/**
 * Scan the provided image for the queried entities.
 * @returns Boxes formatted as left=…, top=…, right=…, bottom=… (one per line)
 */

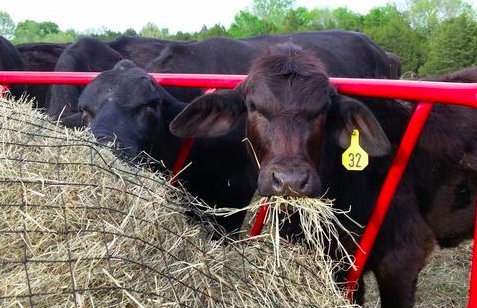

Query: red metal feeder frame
left=1, top=71, right=476, bottom=306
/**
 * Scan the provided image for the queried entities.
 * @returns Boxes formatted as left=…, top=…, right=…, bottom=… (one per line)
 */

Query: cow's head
left=77, top=59, right=182, bottom=158
left=170, top=44, right=390, bottom=197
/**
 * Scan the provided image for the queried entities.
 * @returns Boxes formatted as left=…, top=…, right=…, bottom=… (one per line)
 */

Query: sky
left=1, top=0, right=403, bottom=34
left=1, top=0, right=475, bottom=34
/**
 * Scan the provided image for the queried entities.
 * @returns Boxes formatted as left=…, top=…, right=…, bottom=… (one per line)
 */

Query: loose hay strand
left=102, top=269, right=146, bottom=308
left=0, top=96, right=356, bottom=307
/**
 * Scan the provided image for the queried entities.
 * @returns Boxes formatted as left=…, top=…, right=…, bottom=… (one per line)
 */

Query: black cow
left=146, top=30, right=395, bottom=102
left=77, top=59, right=257, bottom=234
left=46, top=36, right=176, bottom=125
left=107, top=35, right=174, bottom=68
left=145, top=37, right=260, bottom=102
left=16, top=42, right=68, bottom=108
left=46, top=37, right=123, bottom=127
left=170, top=44, right=477, bottom=307
left=0, top=35, right=25, bottom=98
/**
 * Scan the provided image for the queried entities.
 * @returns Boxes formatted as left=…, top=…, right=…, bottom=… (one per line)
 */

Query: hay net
left=0, top=95, right=356, bottom=308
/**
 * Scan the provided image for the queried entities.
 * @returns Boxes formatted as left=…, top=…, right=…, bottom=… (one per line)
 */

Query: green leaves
left=419, top=13, right=477, bottom=75
left=139, top=22, right=169, bottom=39
left=0, top=11, right=15, bottom=40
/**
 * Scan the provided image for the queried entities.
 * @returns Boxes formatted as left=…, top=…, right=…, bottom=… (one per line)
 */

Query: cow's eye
left=140, top=106, right=154, bottom=116
left=144, top=104, right=154, bottom=111
left=138, top=101, right=157, bottom=113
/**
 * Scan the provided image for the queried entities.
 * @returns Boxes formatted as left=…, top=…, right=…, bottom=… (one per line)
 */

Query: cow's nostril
left=271, top=171, right=284, bottom=192
left=298, top=173, right=309, bottom=191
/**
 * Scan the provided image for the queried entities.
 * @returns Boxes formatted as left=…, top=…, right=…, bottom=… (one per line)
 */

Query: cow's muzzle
left=258, top=163, right=320, bottom=197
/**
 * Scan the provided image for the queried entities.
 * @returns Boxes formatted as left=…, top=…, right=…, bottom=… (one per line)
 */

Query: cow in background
left=16, top=42, right=68, bottom=108
left=145, top=37, right=260, bottom=102
left=46, top=37, right=123, bottom=127
left=169, top=44, right=477, bottom=307
left=0, top=35, right=25, bottom=99
left=46, top=35, right=178, bottom=125
left=147, top=30, right=396, bottom=102
left=48, top=30, right=395, bottom=127
left=107, top=35, right=177, bottom=69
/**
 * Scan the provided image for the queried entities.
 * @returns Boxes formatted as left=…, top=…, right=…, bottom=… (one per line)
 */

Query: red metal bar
left=1, top=71, right=477, bottom=108
left=0, top=71, right=245, bottom=89
left=0, top=71, right=99, bottom=85
left=468, top=199, right=477, bottom=308
left=332, top=78, right=477, bottom=108
left=345, top=102, right=434, bottom=300
left=169, top=137, right=195, bottom=185
left=249, top=199, right=270, bottom=237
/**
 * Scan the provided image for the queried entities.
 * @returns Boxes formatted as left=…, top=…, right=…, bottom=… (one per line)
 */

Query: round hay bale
left=0, top=96, right=356, bottom=307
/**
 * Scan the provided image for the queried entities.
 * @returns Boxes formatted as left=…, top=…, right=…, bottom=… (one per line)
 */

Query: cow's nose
left=271, top=169, right=310, bottom=196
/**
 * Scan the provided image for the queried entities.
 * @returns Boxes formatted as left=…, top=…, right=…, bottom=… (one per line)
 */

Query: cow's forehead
left=246, top=72, right=331, bottom=112
left=98, top=69, right=151, bottom=91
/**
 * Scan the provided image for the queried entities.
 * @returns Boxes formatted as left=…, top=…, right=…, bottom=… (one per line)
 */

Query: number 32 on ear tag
left=342, top=129, right=369, bottom=171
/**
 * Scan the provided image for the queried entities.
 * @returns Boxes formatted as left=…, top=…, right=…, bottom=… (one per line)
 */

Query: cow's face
left=170, top=45, right=390, bottom=197
left=77, top=60, right=172, bottom=157
left=240, top=56, right=332, bottom=196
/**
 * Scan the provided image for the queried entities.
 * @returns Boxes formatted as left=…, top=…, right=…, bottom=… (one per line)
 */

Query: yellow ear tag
left=342, top=129, right=369, bottom=171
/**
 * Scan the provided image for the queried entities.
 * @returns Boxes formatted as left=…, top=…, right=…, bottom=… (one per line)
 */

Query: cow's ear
left=329, top=94, right=391, bottom=157
left=170, top=89, right=246, bottom=138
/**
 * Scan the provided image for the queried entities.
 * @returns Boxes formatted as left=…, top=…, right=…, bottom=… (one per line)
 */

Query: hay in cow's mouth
left=0, top=95, right=357, bottom=307
left=211, top=196, right=362, bottom=270
left=266, top=196, right=361, bottom=265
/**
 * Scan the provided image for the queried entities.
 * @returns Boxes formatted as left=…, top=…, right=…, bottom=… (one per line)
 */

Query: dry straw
left=0, top=95, right=358, bottom=307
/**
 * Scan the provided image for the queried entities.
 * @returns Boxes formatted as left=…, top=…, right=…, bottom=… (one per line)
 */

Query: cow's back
left=243, top=31, right=393, bottom=79
left=148, top=31, right=395, bottom=102
left=147, top=37, right=259, bottom=74
left=108, top=36, right=172, bottom=68
left=146, top=37, right=261, bottom=102
left=16, top=42, right=68, bottom=108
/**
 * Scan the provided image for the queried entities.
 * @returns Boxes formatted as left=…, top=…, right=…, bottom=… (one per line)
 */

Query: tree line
left=1, top=0, right=476, bottom=76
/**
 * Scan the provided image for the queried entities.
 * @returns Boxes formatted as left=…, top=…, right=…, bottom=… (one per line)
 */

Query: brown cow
left=170, top=44, right=477, bottom=307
